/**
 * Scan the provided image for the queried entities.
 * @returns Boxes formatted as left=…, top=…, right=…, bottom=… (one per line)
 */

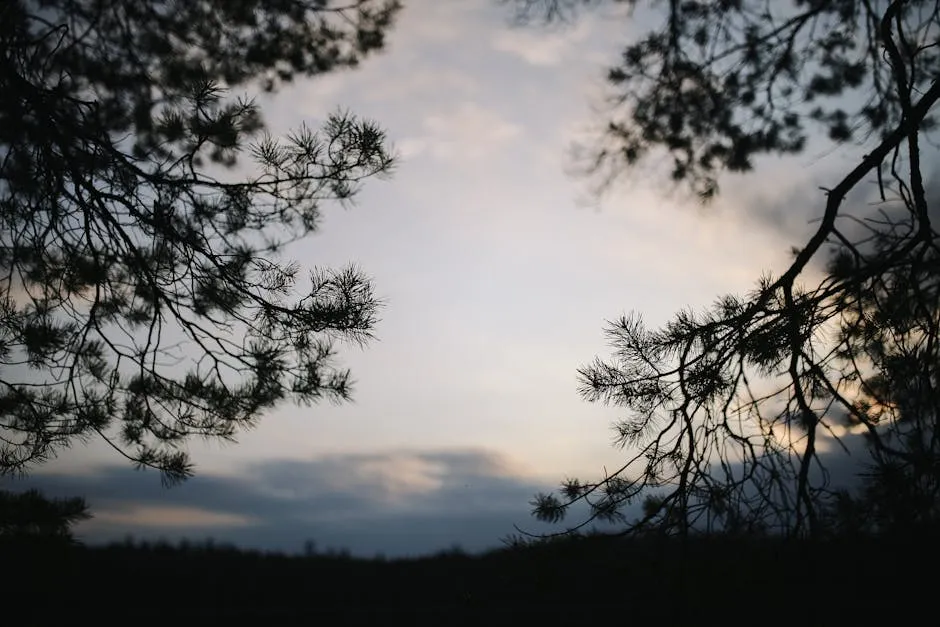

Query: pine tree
left=0, top=0, right=400, bottom=483
left=513, top=0, right=940, bottom=537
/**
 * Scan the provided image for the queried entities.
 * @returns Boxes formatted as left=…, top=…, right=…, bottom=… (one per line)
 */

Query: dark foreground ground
left=5, top=532, right=936, bottom=624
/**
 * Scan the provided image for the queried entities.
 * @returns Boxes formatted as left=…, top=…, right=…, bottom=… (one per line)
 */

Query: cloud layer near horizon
left=2, top=429, right=879, bottom=557
left=2, top=448, right=572, bottom=557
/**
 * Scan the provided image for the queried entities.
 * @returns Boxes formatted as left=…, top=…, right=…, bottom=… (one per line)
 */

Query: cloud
left=1, top=448, right=564, bottom=557
left=384, top=0, right=481, bottom=46
left=491, top=20, right=594, bottom=67
left=361, top=68, right=478, bottom=104
left=1, top=436, right=882, bottom=556
left=400, top=102, right=523, bottom=163
left=718, top=138, right=940, bottom=268
left=92, top=505, right=256, bottom=529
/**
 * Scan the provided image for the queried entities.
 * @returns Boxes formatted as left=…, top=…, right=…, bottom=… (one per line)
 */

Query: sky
left=3, top=0, right=892, bottom=557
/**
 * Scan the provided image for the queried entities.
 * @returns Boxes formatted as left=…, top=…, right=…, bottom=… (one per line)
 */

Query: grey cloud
left=1, top=448, right=568, bottom=558
left=0, top=438, right=882, bottom=557
left=739, top=145, right=940, bottom=263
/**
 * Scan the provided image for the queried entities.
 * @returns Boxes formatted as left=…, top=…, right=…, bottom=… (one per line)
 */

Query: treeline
left=4, top=530, right=935, bottom=623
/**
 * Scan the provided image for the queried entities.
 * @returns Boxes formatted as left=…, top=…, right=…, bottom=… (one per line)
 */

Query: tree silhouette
left=0, top=0, right=400, bottom=483
left=0, top=488, right=89, bottom=541
left=827, top=219, right=940, bottom=534
left=511, top=0, right=940, bottom=537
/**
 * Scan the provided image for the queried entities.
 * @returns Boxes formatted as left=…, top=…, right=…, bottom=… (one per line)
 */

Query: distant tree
left=0, top=0, right=400, bottom=483
left=511, top=0, right=940, bottom=537
left=304, top=539, right=318, bottom=557
left=0, top=488, right=90, bottom=541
